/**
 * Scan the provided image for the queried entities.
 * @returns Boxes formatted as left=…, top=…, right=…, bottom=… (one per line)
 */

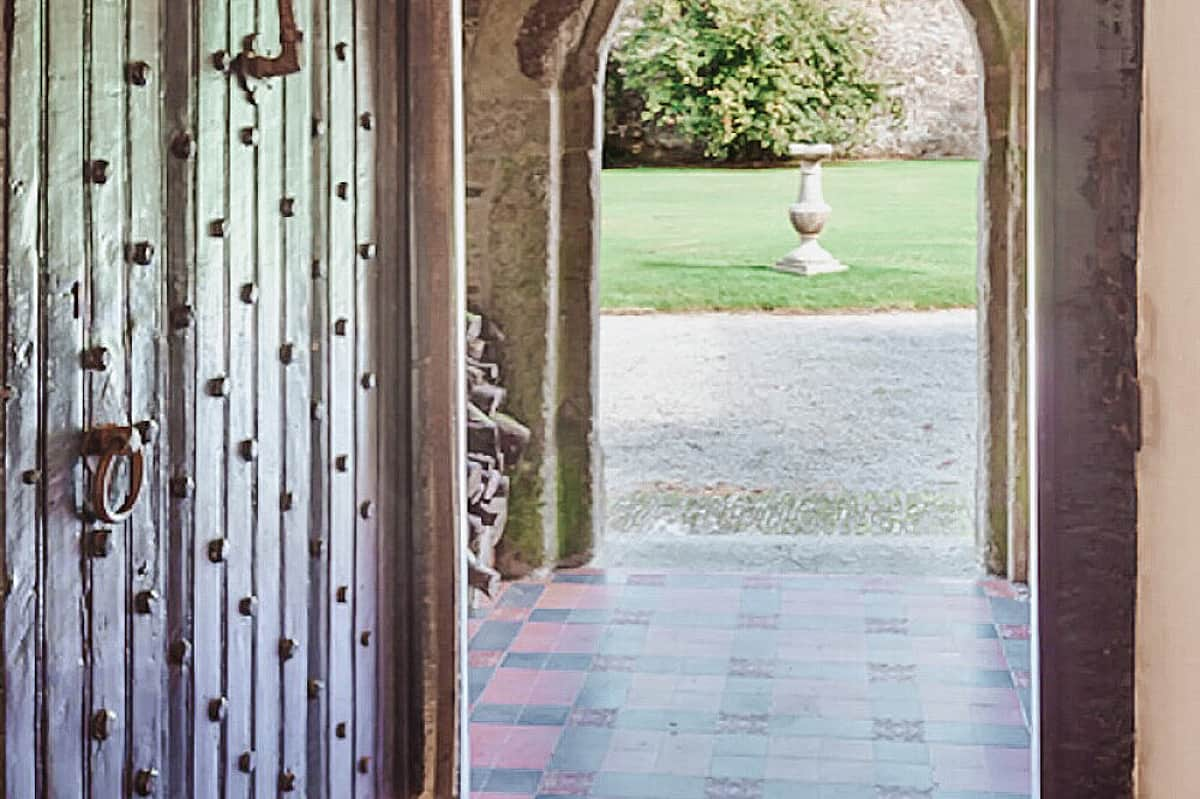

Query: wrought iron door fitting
left=82, top=424, right=148, bottom=524
left=134, top=768, right=158, bottom=796
left=90, top=709, right=117, bottom=741
left=134, top=590, right=160, bottom=614
left=232, top=0, right=303, bottom=103
left=127, top=60, right=151, bottom=87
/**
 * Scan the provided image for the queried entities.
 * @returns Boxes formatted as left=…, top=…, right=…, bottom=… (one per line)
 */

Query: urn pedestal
left=775, top=143, right=847, bottom=276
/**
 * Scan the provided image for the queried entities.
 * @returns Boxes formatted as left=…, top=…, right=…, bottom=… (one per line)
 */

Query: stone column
left=1004, top=60, right=1030, bottom=584
left=554, top=81, right=604, bottom=567
left=775, top=143, right=846, bottom=276
left=464, top=0, right=606, bottom=576
left=465, top=0, right=566, bottom=573
left=975, top=70, right=1010, bottom=576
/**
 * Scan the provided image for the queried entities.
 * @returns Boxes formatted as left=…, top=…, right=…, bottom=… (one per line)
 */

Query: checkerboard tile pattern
left=470, top=571, right=1032, bottom=799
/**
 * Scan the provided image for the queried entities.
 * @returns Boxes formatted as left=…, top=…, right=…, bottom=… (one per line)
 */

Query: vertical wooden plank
left=282, top=0, right=317, bottom=791
left=404, top=0, right=465, bottom=794
left=373, top=0, right=414, bottom=789
left=127, top=0, right=167, bottom=787
left=2, top=1, right=43, bottom=796
left=252, top=1, right=286, bottom=795
left=353, top=0, right=379, bottom=792
left=193, top=0, right=229, bottom=793
left=85, top=0, right=130, bottom=791
left=163, top=1, right=197, bottom=795
left=307, top=0, right=333, bottom=791
left=225, top=0, right=258, bottom=793
left=42, top=0, right=89, bottom=792
left=327, top=0, right=358, bottom=793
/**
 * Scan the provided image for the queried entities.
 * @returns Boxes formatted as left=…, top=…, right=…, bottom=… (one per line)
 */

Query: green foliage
left=609, top=0, right=889, bottom=161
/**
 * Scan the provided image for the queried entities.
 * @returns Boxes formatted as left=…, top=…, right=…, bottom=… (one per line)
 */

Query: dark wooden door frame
left=385, top=1, right=466, bottom=797
left=1033, top=0, right=1141, bottom=795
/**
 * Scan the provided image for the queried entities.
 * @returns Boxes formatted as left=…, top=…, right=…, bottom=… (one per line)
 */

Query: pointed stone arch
left=464, top=0, right=1030, bottom=578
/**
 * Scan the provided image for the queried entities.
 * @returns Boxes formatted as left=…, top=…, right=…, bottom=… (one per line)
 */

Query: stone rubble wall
left=606, top=0, right=984, bottom=162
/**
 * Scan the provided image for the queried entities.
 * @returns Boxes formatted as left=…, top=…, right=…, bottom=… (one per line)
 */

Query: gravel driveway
left=596, top=310, right=981, bottom=576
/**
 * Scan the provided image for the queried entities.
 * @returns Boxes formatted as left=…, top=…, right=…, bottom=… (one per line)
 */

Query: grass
left=599, top=160, right=979, bottom=312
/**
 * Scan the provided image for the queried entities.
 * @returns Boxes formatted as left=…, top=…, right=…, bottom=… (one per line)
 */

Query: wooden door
left=2, top=0, right=417, bottom=796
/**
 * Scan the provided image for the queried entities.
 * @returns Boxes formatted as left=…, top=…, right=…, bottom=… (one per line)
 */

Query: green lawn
left=600, top=160, right=979, bottom=312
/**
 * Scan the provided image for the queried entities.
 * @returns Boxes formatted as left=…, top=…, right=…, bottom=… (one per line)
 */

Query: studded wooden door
left=2, top=0, right=413, bottom=796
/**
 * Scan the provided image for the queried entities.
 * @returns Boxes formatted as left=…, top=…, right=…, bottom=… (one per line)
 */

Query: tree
left=609, top=0, right=889, bottom=161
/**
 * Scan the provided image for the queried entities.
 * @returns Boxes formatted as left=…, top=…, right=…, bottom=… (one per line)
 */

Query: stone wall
left=605, top=0, right=984, bottom=162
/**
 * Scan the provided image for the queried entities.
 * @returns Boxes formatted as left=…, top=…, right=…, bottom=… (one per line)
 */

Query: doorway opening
left=464, top=0, right=1032, bottom=796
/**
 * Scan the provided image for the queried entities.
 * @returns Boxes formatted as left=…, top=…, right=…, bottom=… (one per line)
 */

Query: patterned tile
left=866, top=618, right=910, bottom=635
left=469, top=571, right=1031, bottom=798
left=613, top=609, right=654, bottom=626
left=470, top=650, right=505, bottom=668
left=706, top=776, right=765, bottom=798
left=869, top=663, right=918, bottom=684
left=738, top=614, right=781, bottom=630
left=731, top=658, right=775, bottom=678
left=872, top=719, right=926, bottom=743
left=718, top=713, right=769, bottom=735
left=569, top=707, right=618, bottom=728
left=538, top=770, right=595, bottom=794
left=875, top=787, right=934, bottom=799
left=592, top=655, right=638, bottom=672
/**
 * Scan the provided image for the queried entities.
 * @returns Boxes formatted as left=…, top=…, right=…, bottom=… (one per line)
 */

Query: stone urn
left=775, top=142, right=847, bottom=276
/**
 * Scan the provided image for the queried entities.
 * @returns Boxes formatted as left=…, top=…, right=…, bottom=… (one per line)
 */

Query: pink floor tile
left=494, top=725, right=563, bottom=770
left=929, top=743, right=988, bottom=769
left=537, top=584, right=588, bottom=608
left=477, top=668, right=539, bottom=705
left=554, top=625, right=603, bottom=652
left=470, top=724, right=514, bottom=767
left=986, top=746, right=1034, bottom=773
left=469, top=650, right=505, bottom=668
left=575, top=587, right=624, bottom=609
left=509, top=622, right=564, bottom=652
left=934, top=765, right=1007, bottom=792
left=527, top=670, right=585, bottom=705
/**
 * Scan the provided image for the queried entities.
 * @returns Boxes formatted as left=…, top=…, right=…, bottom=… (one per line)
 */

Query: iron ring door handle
left=83, top=424, right=149, bottom=524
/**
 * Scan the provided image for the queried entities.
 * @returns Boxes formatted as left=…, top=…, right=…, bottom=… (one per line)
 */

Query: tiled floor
left=469, top=570, right=1032, bottom=799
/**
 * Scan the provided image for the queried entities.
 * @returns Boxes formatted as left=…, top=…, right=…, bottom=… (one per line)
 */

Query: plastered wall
left=1136, top=0, right=1200, bottom=792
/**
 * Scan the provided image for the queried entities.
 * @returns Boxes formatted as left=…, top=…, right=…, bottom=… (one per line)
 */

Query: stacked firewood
left=465, top=311, right=531, bottom=601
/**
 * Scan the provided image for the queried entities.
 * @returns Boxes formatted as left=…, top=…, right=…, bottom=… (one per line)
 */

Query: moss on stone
left=556, top=446, right=593, bottom=564
left=497, top=468, right=548, bottom=577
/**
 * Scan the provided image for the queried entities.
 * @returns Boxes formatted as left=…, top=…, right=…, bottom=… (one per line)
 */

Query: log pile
left=465, top=311, right=531, bottom=601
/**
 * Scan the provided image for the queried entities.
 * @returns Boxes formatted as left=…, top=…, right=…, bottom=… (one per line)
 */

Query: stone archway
left=464, top=0, right=1029, bottom=579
